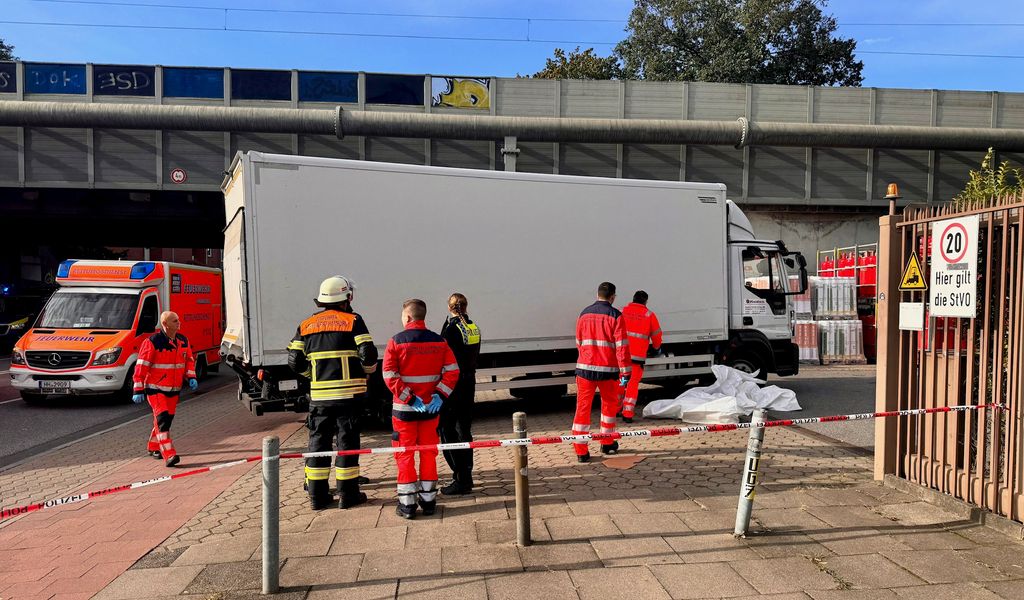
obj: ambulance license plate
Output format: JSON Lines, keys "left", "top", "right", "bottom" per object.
{"left": 39, "top": 380, "right": 72, "bottom": 394}
{"left": 278, "top": 380, "right": 298, "bottom": 391}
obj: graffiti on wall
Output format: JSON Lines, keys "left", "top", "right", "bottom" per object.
{"left": 94, "top": 65, "right": 155, "bottom": 96}
{"left": 25, "top": 64, "right": 86, "bottom": 94}
{"left": 0, "top": 63, "right": 15, "bottom": 93}
{"left": 431, "top": 77, "right": 490, "bottom": 109}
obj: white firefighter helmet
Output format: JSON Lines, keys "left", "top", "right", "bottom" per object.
{"left": 317, "top": 275, "right": 355, "bottom": 304}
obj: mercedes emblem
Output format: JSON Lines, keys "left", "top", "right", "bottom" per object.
{"left": 47, "top": 353, "right": 62, "bottom": 366}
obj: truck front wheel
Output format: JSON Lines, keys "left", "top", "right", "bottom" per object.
{"left": 726, "top": 354, "right": 767, "bottom": 382}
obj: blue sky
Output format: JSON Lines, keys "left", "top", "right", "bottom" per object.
{"left": 3, "top": 0, "right": 1024, "bottom": 91}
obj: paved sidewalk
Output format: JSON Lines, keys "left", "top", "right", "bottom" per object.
{"left": 0, "top": 388, "right": 304, "bottom": 600}
{"left": 90, "top": 389, "right": 1023, "bottom": 600}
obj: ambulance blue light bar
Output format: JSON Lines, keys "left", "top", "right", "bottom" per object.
{"left": 130, "top": 262, "right": 157, "bottom": 279}
{"left": 56, "top": 260, "right": 78, "bottom": 278}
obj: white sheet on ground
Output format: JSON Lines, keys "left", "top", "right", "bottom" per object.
{"left": 642, "top": 364, "right": 801, "bottom": 424}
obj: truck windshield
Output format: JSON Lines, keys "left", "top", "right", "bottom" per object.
{"left": 36, "top": 292, "right": 140, "bottom": 330}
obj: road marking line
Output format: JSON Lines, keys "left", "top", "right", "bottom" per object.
{"left": 0, "top": 381, "right": 235, "bottom": 473}
{"left": 0, "top": 397, "right": 23, "bottom": 405}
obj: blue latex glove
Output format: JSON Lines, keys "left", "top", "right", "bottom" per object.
{"left": 409, "top": 397, "right": 427, "bottom": 413}
{"left": 619, "top": 374, "right": 630, "bottom": 387}
{"left": 188, "top": 378, "right": 198, "bottom": 391}
{"left": 425, "top": 393, "right": 443, "bottom": 414}
{"left": 132, "top": 393, "right": 146, "bottom": 404}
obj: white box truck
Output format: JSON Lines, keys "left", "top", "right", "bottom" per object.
{"left": 220, "top": 152, "right": 807, "bottom": 416}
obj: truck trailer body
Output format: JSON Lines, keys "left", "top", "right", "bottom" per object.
{"left": 220, "top": 152, "right": 806, "bottom": 416}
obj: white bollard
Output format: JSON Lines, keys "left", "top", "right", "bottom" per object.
{"left": 733, "top": 409, "right": 767, "bottom": 537}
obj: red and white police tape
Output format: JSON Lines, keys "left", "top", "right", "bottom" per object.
{"left": 0, "top": 403, "right": 1004, "bottom": 521}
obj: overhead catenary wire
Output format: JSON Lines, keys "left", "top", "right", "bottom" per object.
{"left": 5, "top": 17, "right": 1024, "bottom": 60}
{"left": 22, "top": 0, "right": 1024, "bottom": 27}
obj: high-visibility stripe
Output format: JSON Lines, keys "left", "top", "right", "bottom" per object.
{"left": 571, "top": 423, "right": 590, "bottom": 432}
{"left": 146, "top": 384, "right": 182, "bottom": 392}
{"left": 441, "top": 363, "right": 458, "bottom": 373}
{"left": 149, "top": 362, "right": 186, "bottom": 369}
{"left": 382, "top": 371, "right": 400, "bottom": 379}
{"left": 287, "top": 340, "right": 305, "bottom": 351}
{"left": 137, "top": 360, "right": 153, "bottom": 367}
{"left": 336, "top": 466, "right": 361, "bottom": 480}
{"left": 392, "top": 402, "right": 418, "bottom": 412}
{"left": 615, "top": 339, "right": 628, "bottom": 347}
{"left": 310, "top": 378, "right": 366, "bottom": 389}
{"left": 308, "top": 350, "right": 359, "bottom": 360}
{"left": 304, "top": 466, "right": 331, "bottom": 481}
{"left": 627, "top": 332, "right": 648, "bottom": 339}
{"left": 651, "top": 328, "right": 662, "bottom": 336}
{"left": 579, "top": 339, "right": 613, "bottom": 347}
{"left": 401, "top": 374, "right": 440, "bottom": 383}
{"left": 631, "top": 355, "right": 646, "bottom": 362}
{"left": 437, "top": 383, "right": 454, "bottom": 396}
{"left": 576, "top": 363, "right": 619, "bottom": 373}
{"left": 311, "top": 388, "right": 366, "bottom": 400}
{"left": 354, "top": 334, "right": 373, "bottom": 345}
{"left": 398, "top": 389, "right": 411, "bottom": 401}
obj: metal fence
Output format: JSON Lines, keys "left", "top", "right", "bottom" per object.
{"left": 876, "top": 195, "right": 1024, "bottom": 522}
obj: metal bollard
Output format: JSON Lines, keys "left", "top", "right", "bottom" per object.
{"left": 733, "top": 409, "right": 767, "bottom": 538}
{"left": 262, "top": 436, "right": 280, "bottom": 594}
{"left": 512, "top": 412, "right": 532, "bottom": 546}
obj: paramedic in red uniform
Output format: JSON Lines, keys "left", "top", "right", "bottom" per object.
{"left": 133, "top": 310, "right": 197, "bottom": 468}
{"left": 620, "top": 290, "right": 663, "bottom": 422}
{"left": 383, "top": 299, "right": 460, "bottom": 519}
{"left": 571, "top": 282, "right": 631, "bottom": 462}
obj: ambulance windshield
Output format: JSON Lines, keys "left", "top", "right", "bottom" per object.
{"left": 37, "top": 292, "right": 140, "bottom": 330}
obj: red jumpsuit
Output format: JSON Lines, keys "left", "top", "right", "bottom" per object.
{"left": 573, "top": 301, "right": 631, "bottom": 456}
{"left": 134, "top": 330, "right": 196, "bottom": 460}
{"left": 382, "top": 320, "right": 459, "bottom": 511}
{"left": 621, "top": 303, "right": 663, "bottom": 419}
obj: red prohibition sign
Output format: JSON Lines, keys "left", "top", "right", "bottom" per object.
{"left": 940, "top": 222, "right": 969, "bottom": 263}
{"left": 170, "top": 168, "right": 188, "bottom": 184}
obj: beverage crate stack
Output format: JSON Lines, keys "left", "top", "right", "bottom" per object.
{"left": 789, "top": 275, "right": 867, "bottom": 365}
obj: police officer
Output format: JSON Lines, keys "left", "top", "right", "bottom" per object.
{"left": 288, "top": 276, "right": 378, "bottom": 511}
{"left": 438, "top": 293, "right": 481, "bottom": 495}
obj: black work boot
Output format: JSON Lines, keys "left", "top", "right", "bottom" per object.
{"left": 396, "top": 503, "right": 417, "bottom": 520}
{"left": 622, "top": 415, "right": 634, "bottom": 424}
{"left": 339, "top": 480, "right": 368, "bottom": 509}
{"left": 418, "top": 499, "right": 437, "bottom": 516}
{"left": 577, "top": 453, "right": 591, "bottom": 463}
{"left": 308, "top": 479, "right": 332, "bottom": 511}
{"left": 600, "top": 441, "right": 619, "bottom": 455}
{"left": 165, "top": 455, "right": 180, "bottom": 467}
{"left": 441, "top": 481, "right": 471, "bottom": 496}
{"left": 149, "top": 451, "right": 162, "bottom": 459}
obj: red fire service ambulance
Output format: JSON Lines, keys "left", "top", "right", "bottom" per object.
{"left": 9, "top": 260, "right": 223, "bottom": 403}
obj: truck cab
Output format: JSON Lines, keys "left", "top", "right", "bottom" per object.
{"left": 722, "top": 202, "right": 806, "bottom": 377}
{"left": 9, "top": 260, "right": 223, "bottom": 402}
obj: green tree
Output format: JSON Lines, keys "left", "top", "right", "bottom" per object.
{"left": 0, "top": 37, "right": 16, "bottom": 61}
{"left": 615, "top": 0, "right": 862, "bottom": 85}
{"left": 535, "top": 1, "right": 863, "bottom": 85}
{"left": 953, "top": 148, "right": 1024, "bottom": 208}
{"left": 532, "top": 46, "right": 620, "bottom": 80}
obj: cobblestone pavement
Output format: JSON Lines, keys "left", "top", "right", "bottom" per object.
{"left": 0, "top": 385, "right": 304, "bottom": 600}
{"left": 94, "top": 385, "right": 1024, "bottom": 600}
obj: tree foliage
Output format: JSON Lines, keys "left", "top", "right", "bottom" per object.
{"left": 0, "top": 37, "right": 16, "bottom": 61}
{"left": 532, "top": 47, "right": 620, "bottom": 80}
{"left": 953, "top": 148, "right": 1024, "bottom": 208}
{"left": 536, "top": 0, "right": 863, "bottom": 86}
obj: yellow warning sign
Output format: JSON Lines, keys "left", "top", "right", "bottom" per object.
{"left": 899, "top": 252, "right": 927, "bottom": 291}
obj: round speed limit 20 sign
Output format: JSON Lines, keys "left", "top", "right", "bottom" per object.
{"left": 929, "top": 215, "right": 979, "bottom": 318}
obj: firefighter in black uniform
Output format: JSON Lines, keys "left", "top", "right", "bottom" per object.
{"left": 438, "top": 292, "right": 481, "bottom": 495}
{"left": 288, "top": 276, "right": 378, "bottom": 511}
